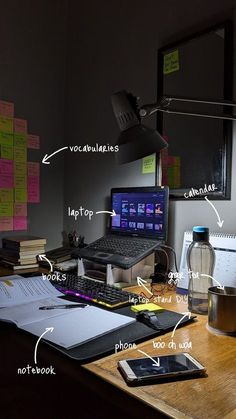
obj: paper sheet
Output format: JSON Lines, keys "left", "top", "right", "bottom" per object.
{"left": 14, "top": 202, "right": 27, "bottom": 216}
{"left": 0, "top": 276, "right": 63, "bottom": 307}
{"left": 0, "top": 216, "right": 13, "bottom": 231}
{"left": 28, "top": 134, "right": 40, "bottom": 149}
{"left": 0, "top": 100, "right": 14, "bottom": 118}
{"left": 14, "top": 118, "right": 27, "bottom": 134}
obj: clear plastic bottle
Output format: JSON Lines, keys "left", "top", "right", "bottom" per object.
{"left": 187, "top": 226, "right": 215, "bottom": 314}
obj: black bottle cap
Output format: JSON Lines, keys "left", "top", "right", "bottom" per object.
{"left": 192, "top": 226, "right": 209, "bottom": 242}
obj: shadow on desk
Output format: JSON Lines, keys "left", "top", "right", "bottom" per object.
{"left": 0, "top": 323, "right": 166, "bottom": 419}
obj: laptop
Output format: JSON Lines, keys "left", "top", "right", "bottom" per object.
{"left": 74, "top": 186, "right": 169, "bottom": 269}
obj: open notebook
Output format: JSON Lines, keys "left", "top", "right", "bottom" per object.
{"left": 0, "top": 275, "right": 135, "bottom": 349}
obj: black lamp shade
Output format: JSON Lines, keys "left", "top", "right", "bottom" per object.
{"left": 115, "top": 124, "right": 168, "bottom": 164}
{"left": 111, "top": 90, "right": 168, "bottom": 164}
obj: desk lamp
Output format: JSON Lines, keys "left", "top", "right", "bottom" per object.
{"left": 111, "top": 90, "right": 236, "bottom": 165}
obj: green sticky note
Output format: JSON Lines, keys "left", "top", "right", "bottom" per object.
{"left": 14, "top": 133, "right": 27, "bottom": 147}
{"left": 0, "top": 144, "right": 13, "bottom": 159}
{"left": 14, "top": 162, "right": 27, "bottom": 175}
{"left": 0, "top": 132, "right": 13, "bottom": 146}
{"left": 14, "top": 174, "right": 27, "bottom": 188}
{"left": 164, "top": 50, "right": 180, "bottom": 74}
{"left": 14, "top": 145, "right": 27, "bottom": 162}
{"left": 142, "top": 154, "right": 156, "bottom": 174}
{"left": 0, "top": 189, "right": 14, "bottom": 202}
{"left": 0, "top": 116, "right": 13, "bottom": 133}
{"left": 0, "top": 202, "right": 13, "bottom": 216}
{"left": 14, "top": 188, "right": 27, "bottom": 202}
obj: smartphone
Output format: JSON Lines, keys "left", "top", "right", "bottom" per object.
{"left": 118, "top": 353, "right": 206, "bottom": 385}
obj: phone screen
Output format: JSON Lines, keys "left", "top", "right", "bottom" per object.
{"left": 126, "top": 354, "right": 202, "bottom": 378}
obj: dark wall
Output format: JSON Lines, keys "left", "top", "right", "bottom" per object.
{"left": 0, "top": 0, "right": 67, "bottom": 249}
{"left": 64, "top": 0, "right": 236, "bottom": 258}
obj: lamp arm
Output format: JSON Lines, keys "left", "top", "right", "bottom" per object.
{"left": 139, "top": 96, "right": 236, "bottom": 120}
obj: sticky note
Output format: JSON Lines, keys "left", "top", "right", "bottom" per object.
{"left": 0, "top": 216, "right": 13, "bottom": 231}
{"left": 14, "top": 203, "right": 27, "bottom": 216}
{"left": 164, "top": 50, "right": 180, "bottom": 74}
{"left": 28, "top": 162, "right": 40, "bottom": 177}
{"left": 0, "top": 174, "right": 13, "bottom": 188}
{"left": 0, "top": 100, "right": 14, "bottom": 118}
{"left": 28, "top": 176, "right": 40, "bottom": 203}
{"left": 0, "top": 132, "right": 13, "bottom": 146}
{"left": 0, "top": 158, "right": 13, "bottom": 174}
{"left": 28, "top": 134, "right": 40, "bottom": 149}
{"left": 0, "top": 144, "right": 13, "bottom": 159}
{"left": 14, "top": 174, "right": 27, "bottom": 188}
{"left": 142, "top": 154, "right": 156, "bottom": 174}
{"left": 14, "top": 145, "right": 27, "bottom": 162}
{"left": 0, "top": 189, "right": 13, "bottom": 202}
{"left": 0, "top": 116, "right": 13, "bottom": 133}
{"left": 0, "top": 202, "right": 13, "bottom": 216}
{"left": 13, "top": 216, "right": 27, "bottom": 231}
{"left": 131, "top": 303, "right": 164, "bottom": 312}
{"left": 14, "top": 162, "right": 27, "bottom": 175}
{"left": 14, "top": 133, "right": 27, "bottom": 147}
{"left": 14, "top": 188, "right": 27, "bottom": 202}
{"left": 14, "top": 118, "right": 27, "bottom": 134}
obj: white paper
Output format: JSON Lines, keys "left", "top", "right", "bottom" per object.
{"left": 0, "top": 276, "right": 63, "bottom": 307}
{"left": 0, "top": 297, "right": 83, "bottom": 326}
{"left": 22, "top": 306, "right": 136, "bottom": 349}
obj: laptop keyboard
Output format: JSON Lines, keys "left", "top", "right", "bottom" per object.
{"left": 55, "top": 273, "right": 139, "bottom": 308}
{"left": 89, "top": 237, "right": 158, "bottom": 257}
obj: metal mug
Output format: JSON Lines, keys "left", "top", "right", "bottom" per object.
{"left": 208, "top": 286, "right": 236, "bottom": 333}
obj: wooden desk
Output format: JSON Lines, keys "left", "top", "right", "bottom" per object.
{"left": 1, "top": 271, "right": 235, "bottom": 419}
{"left": 84, "top": 286, "right": 236, "bottom": 419}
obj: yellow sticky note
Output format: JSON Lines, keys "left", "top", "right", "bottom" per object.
{"left": 0, "top": 189, "right": 14, "bottom": 202}
{"left": 0, "top": 132, "right": 14, "bottom": 146}
{"left": 3, "top": 280, "right": 13, "bottom": 287}
{"left": 0, "top": 144, "right": 13, "bottom": 159}
{"left": 14, "top": 162, "right": 27, "bottom": 175}
{"left": 0, "top": 202, "right": 13, "bottom": 216}
{"left": 0, "top": 116, "right": 13, "bottom": 133}
{"left": 164, "top": 50, "right": 180, "bottom": 74}
{"left": 14, "top": 174, "right": 27, "bottom": 188}
{"left": 14, "top": 145, "right": 27, "bottom": 162}
{"left": 131, "top": 303, "right": 164, "bottom": 312}
{"left": 14, "top": 188, "right": 27, "bottom": 202}
{"left": 142, "top": 154, "right": 156, "bottom": 174}
{"left": 14, "top": 133, "right": 27, "bottom": 147}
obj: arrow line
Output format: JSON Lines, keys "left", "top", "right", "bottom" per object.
{"left": 95, "top": 210, "right": 116, "bottom": 216}
{"left": 205, "top": 196, "right": 224, "bottom": 228}
{"left": 200, "top": 274, "right": 224, "bottom": 290}
{"left": 171, "top": 312, "right": 191, "bottom": 338}
{"left": 34, "top": 327, "right": 54, "bottom": 364}
{"left": 38, "top": 254, "right": 53, "bottom": 272}
{"left": 42, "top": 146, "right": 68, "bottom": 164}
{"left": 137, "top": 276, "right": 153, "bottom": 296}
{"left": 137, "top": 349, "right": 160, "bottom": 367}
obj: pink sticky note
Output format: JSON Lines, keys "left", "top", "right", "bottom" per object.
{"left": 0, "top": 174, "right": 13, "bottom": 188}
{"left": 14, "top": 118, "right": 27, "bottom": 134}
{"left": 14, "top": 203, "right": 27, "bottom": 216}
{"left": 0, "top": 158, "right": 13, "bottom": 174}
{"left": 28, "top": 176, "right": 40, "bottom": 203}
{"left": 27, "top": 162, "right": 40, "bottom": 177}
{"left": 13, "top": 216, "right": 27, "bottom": 231}
{"left": 0, "top": 100, "right": 14, "bottom": 118}
{"left": 28, "top": 134, "right": 40, "bottom": 149}
{"left": 0, "top": 216, "right": 13, "bottom": 231}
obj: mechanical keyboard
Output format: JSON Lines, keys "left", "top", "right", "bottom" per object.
{"left": 55, "top": 272, "right": 139, "bottom": 308}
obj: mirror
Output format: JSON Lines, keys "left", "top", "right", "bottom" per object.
{"left": 157, "top": 22, "right": 233, "bottom": 199}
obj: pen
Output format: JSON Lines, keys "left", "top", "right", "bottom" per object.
{"left": 39, "top": 304, "right": 87, "bottom": 310}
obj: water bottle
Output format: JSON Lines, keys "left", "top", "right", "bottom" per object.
{"left": 187, "top": 226, "right": 215, "bottom": 314}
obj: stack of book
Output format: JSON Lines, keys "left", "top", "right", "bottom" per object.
{"left": 38, "top": 246, "right": 72, "bottom": 269}
{"left": 0, "top": 236, "right": 47, "bottom": 270}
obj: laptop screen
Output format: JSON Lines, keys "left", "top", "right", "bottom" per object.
{"left": 111, "top": 186, "right": 169, "bottom": 240}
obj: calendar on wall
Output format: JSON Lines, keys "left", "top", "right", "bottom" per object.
{"left": 0, "top": 99, "right": 40, "bottom": 232}
{"left": 177, "top": 231, "right": 236, "bottom": 293}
